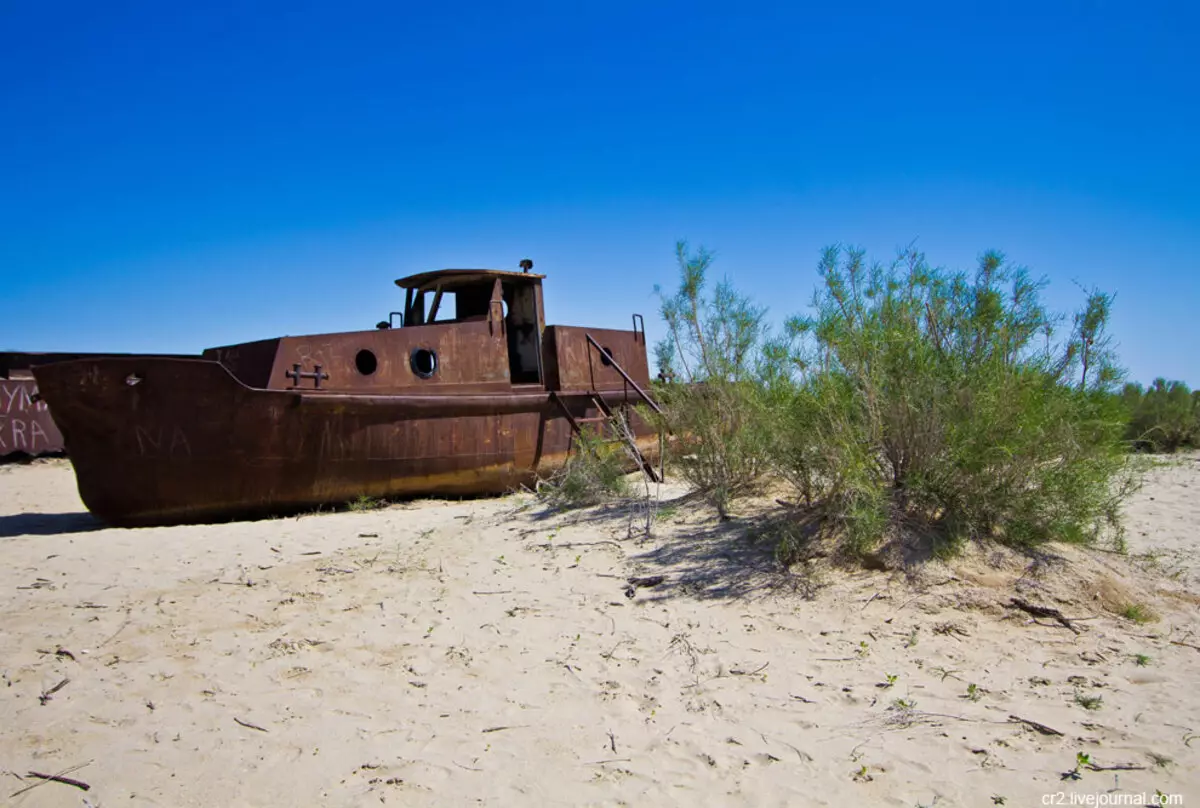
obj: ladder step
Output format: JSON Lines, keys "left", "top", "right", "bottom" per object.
{"left": 554, "top": 390, "right": 660, "bottom": 484}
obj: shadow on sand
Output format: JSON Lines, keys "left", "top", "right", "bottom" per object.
{"left": 0, "top": 511, "right": 104, "bottom": 538}
{"left": 628, "top": 514, "right": 791, "bottom": 601}
{"left": 531, "top": 491, "right": 804, "bottom": 602}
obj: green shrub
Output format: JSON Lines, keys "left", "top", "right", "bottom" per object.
{"left": 768, "top": 245, "right": 1138, "bottom": 557}
{"left": 539, "top": 425, "right": 631, "bottom": 508}
{"left": 650, "top": 241, "right": 774, "bottom": 518}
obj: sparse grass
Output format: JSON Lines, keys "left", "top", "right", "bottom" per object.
{"left": 964, "top": 683, "right": 982, "bottom": 702}
{"left": 1147, "top": 752, "right": 1173, "bottom": 769}
{"left": 538, "top": 426, "right": 632, "bottom": 509}
{"left": 1074, "top": 691, "right": 1103, "bottom": 711}
{"left": 1118, "top": 602, "right": 1157, "bottom": 624}
{"left": 348, "top": 494, "right": 388, "bottom": 512}
{"left": 655, "top": 505, "right": 679, "bottom": 522}
{"left": 755, "top": 515, "right": 821, "bottom": 568}
{"left": 1134, "top": 653, "right": 1152, "bottom": 667}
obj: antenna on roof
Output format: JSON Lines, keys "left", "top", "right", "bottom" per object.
{"left": 519, "top": 258, "right": 533, "bottom": 273}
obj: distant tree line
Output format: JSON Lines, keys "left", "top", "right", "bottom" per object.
{"left": 1119, "top": 378, "right": 1200, "bottom": 452}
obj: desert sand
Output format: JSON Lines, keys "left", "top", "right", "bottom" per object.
{"left": 1, "top": 456, "right": 1198, "bottom": 807}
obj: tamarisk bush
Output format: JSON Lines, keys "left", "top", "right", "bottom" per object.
{"left": 651, "top": 239, "right": 1142, "bottom": 560}
{"left": 650, "top": 241, "right": 774, "bottom": 519}
{"left": 771, "top": 245, "right": 1137, "bottom": 557}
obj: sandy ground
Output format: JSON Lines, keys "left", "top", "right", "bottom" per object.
{"left": 1, "top": 456, "right": 1198, "bottom": 807}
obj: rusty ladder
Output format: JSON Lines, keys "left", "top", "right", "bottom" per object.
{"left": 551, "top": 334, "right": 664, "bottom": 483}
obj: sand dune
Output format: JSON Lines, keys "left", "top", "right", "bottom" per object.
{"left": 1, "top": 457, "right": 1197, "bottom": 806}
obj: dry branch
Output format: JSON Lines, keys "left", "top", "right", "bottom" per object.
{"left": 1008, "top": 714, "right": 1064, "bottom": 737}
{"left": 1009, "top": 598, "right": 1081, "bottom": 633}
{"left": 26, "top": 771, "right": 91, "bottom": 791}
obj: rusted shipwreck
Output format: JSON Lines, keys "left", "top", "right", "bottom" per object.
{"left": 33, "top": 265, "right": 662, "bottom": 527}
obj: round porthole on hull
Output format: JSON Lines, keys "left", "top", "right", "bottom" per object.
{"left": 355, "top": 349, "right": 378, "bottom": 376}
{"left": 411, "top": 348, "right": 438, "bottom": 379}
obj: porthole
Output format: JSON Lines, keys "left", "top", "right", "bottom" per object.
{"left": 355, "top": 349, "right": 378, "bottom": 376}
{"left": 600, "top": 346, "right": 615, "bottom": 367}
{"left": 411, "top": 348, "right": 438, "bottom": 379}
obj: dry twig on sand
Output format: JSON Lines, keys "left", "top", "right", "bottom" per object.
{"left": 1008, "top": 714, "right": 1064, "bottom": 737}
{"left": 1009, "top": 598, "right": 1081, "bottom": 634}
{"left": 7, "top": 762, "right": 92, "bottom": 798}
{"left": 38, "top": 677, "right": 70, "bottom": 705}
{"left": 26, "top": 771, "right": 91, "bottom": 791}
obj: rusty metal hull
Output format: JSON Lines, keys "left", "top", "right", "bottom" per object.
{"left": 1, "top": 350, "right": 197, "bottom": 459}
{"left": 33, "top": 357, "right": 659, "bottom": 527}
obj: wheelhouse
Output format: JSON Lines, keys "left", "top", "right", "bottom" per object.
{"left": 392, "top": 268, "right": 547, "bottom": 385}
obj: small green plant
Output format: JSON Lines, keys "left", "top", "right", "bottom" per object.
{"left": 348, "top": 494, "right": 387, "bottom": 512}
{"left": 991, "top": 797, "right": 1006, "bottom": 806}
{"left": 879, "top": 673, "right": 898, "bottom": 689}
{"left": 851, "top": 764, "right": 872, "bottom": 782}
{"left": 1070, "top": 749, "right": 1099, "bottom": 782}
{"left": 655, "top": 505, "right": 679, "bottom": 521}
{"left": 965, "top": 683, "right": 982, "bottom": 702}
{"left": 906, "top": 628, "right": 919, "bottom": 648}
{"left": 892, "top": 697, "right": 916, "bottom": 710}
{"left": 1147, "top": 752, "right": 1172, "bottom": 769}
{"left": 1134, "top": 653, "right": 1152, "bottom": 667}
{"left": 538, "top": 426, "right": 632, "bottom": 508}
{"left": 1074, "top": 691, "right": 1103, "bottom": 711}
{"left": 856, "top": 640, "right": 870, "bottom": 658}
{"left": 1119, "top": 602, "right": 1157, "bottom": 624}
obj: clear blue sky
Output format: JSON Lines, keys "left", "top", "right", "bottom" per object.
{"left": 2, "top": 0, "right": 1197, "bottom": 386}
